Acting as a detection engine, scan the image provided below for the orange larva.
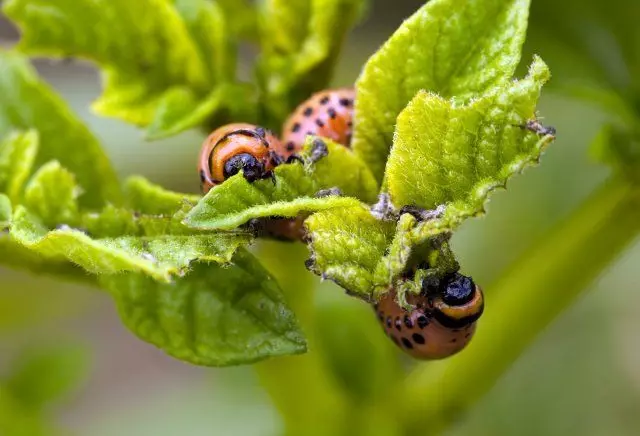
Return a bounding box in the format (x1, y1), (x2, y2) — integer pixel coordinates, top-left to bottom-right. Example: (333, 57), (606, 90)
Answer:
(198, 123), (286, 194)
(375, 272), (484, 359)
(282, 88), (355, 153)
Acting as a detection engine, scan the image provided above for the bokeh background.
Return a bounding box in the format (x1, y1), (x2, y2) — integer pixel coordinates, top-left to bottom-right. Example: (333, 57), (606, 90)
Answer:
(1, 0), (639, 434)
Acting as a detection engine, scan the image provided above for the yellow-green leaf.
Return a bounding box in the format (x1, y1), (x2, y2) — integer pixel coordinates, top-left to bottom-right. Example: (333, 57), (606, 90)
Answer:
(9, 206), (249, 282)
(0, 52), (121, 207)
(353, 0), (532, 180)
(387, 57), (552, 212)
(0, 130), (38, 203)
(23, 161), (80, 229)
(4, 0), (209, 126)
(305, 205), (395, 298)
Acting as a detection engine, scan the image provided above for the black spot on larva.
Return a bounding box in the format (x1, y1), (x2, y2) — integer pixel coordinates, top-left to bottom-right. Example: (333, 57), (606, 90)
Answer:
(291, 123), (301, 133)
(464, 333), (471, 338)
(327, 107), (337, 119)
(255, 126), (266, 138)
(319, 95), (330, 105)
(395, 317), (402, 331)
(339, 98), (352, 107)
(315, 118), (325, 128)
(306, 131), (314, 136)
(377, 312), (384, 321)
(417, 315), (430, 329)
(286, 142), (295, 151)
(391, 336), (400, 346)
(347, 121), (353, 127)
(450, 338), (457, 343)
(404, 315), (414, 329)
(412, 333), (425, 344)
(386, 316), (392, 328)
(452, 329), (461, 333)
(303, 107), (313, 117)
(401, 338), (414, 349)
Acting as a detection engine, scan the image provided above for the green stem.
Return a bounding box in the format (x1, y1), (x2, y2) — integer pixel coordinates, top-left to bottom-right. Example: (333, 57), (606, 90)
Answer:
(398, 176), (640, 435)
(254, 241), (349, 436)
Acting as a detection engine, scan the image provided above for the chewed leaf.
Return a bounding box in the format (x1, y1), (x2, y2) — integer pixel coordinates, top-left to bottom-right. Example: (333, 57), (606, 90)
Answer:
(0, 130), (38, 203)
(24, 161), (80, 229)
(387, 57), (552, 211)
(4, 0), (208, 126)
(184, 138), (378, 230)
(10, 206), (249, 281)
(100, 251), (307, 366)
(305, 205), (396, 299)
(124, 176), (200, 216)
(0, 53), (120, 207)
(353, 0), (531, 180)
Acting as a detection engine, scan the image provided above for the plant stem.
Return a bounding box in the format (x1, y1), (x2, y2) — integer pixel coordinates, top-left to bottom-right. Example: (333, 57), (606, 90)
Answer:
(398, 176), (640, 435)
(254, 241), (349, 436)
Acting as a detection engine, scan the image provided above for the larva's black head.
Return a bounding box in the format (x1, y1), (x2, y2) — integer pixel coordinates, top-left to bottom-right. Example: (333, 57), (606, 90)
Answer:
(223, 153), (265, 182)
(440, 273), (475, 306)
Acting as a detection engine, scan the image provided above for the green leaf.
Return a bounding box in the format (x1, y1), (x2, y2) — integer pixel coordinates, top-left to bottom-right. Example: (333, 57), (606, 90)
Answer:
(124, 176), (200, 216)
(100, 252), (307, 366)
(305, 205), (395, 298)
(0, 130), (39, 203)
(0, 194), (11, 228)
(184, 138), (378, 230)
(387, 57), (552, 212)
(591, 124), (640, 184)
(3, 0), (209, 126)
(23, 162), (80, 229)
(172, 0), (234, 83)
(353, 0), (531, 180)
(6, 345), (89, 410)
(258, 0), (364, 124)
(10, 206), (249, 281)
(0, 52), (121, 208)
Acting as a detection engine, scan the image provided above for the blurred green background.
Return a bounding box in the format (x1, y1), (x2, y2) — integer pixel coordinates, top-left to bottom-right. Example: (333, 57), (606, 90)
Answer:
(1, 0), (639, 435)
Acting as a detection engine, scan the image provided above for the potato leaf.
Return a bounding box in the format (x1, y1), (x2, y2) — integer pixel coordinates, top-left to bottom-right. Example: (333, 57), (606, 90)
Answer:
(4, 0), (209, 126)
(100, 251), (307, 366)
(0, 130), (38, 203)
(0, 52), (121, 207)
(23, 161), (80, 229)
(353, 0), (531, 180)
(9, 206), (249, 282)
(386, 57), (552, 212)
